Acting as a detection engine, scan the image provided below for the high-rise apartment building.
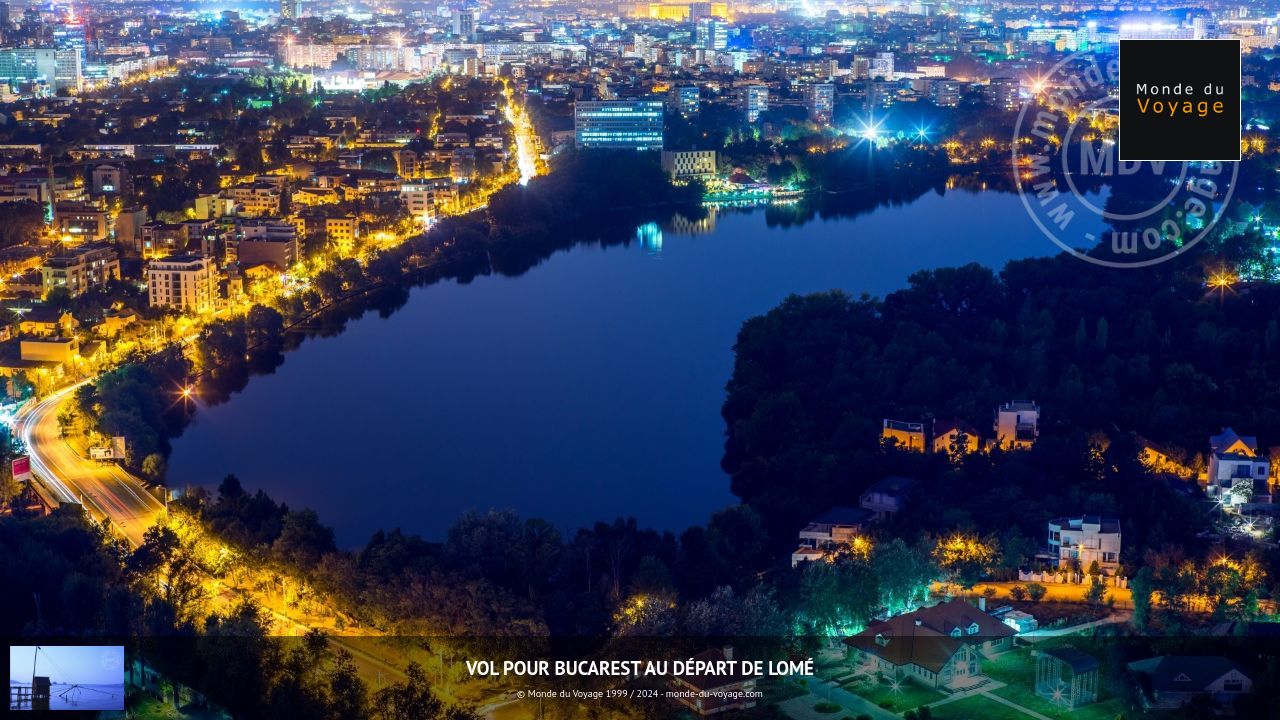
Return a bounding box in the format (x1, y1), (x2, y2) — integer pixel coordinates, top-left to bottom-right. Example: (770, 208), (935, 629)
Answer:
(742, 85), (768, 122)
(147, 255), (217, 313)
(805, 83), (835, 123)
(452, 9), (476, 41)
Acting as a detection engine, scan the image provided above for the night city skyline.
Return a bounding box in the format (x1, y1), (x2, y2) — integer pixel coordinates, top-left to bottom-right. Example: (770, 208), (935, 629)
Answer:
(2, 0), (1280, 719)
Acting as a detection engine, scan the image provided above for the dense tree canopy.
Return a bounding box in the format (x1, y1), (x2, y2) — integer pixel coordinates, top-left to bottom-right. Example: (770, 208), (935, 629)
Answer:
(721, 254), (1276, 556)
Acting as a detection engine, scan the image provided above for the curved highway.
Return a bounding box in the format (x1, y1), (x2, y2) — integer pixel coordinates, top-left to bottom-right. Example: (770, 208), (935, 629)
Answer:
(16, 381), (165, 548)
(14, 383), (410, 683)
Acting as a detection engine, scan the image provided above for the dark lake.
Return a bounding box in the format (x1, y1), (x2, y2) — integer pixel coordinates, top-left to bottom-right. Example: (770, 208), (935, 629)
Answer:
(168, 188), (1108, 546)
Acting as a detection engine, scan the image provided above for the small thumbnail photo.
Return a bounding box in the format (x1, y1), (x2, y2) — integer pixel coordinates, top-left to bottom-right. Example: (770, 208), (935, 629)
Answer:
(9, 645), (125, 712)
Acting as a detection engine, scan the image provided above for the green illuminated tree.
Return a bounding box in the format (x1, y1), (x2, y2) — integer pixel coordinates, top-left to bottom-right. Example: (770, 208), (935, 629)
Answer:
(1084, 576), (1108, 607)
(797, 556), (878, 636)
(871, 538), (935, 615)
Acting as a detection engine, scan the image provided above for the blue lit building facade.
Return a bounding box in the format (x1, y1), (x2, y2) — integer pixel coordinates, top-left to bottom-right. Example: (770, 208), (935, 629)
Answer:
(574, 100), (664, 151)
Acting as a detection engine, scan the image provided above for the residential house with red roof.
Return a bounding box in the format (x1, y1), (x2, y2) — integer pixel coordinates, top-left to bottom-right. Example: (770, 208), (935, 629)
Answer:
(844, 599), (1014, 691)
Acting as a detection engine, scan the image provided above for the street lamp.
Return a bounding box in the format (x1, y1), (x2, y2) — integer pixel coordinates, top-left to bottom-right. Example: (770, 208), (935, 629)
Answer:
(178, 384), (196, 416)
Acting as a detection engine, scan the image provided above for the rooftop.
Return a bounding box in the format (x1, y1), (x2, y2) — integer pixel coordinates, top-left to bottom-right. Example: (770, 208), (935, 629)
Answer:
(845, 599), (1015, 673)
(1129, 655), (1248, 692)
(809, 505), (873, 526)
(1050, 516), (1121, 535)
(864, 475), (919, 496)
(1042, 647), (1100, 674)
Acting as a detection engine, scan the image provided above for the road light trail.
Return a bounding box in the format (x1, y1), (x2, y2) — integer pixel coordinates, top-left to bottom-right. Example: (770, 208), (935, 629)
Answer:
(15, 382), (408, 682)
(504, 84), (542, 186)
(15, 381), (164, 547)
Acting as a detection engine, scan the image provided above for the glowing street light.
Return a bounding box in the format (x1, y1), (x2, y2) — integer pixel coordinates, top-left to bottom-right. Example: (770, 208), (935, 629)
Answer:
(1207, 271), (1237, 290)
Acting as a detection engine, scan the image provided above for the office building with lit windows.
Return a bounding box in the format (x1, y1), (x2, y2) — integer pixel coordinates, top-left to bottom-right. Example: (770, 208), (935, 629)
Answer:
(696, 18), (728, 51)
(574, 100), (664, 151)
(452, 9), (476, 41)
(0, 48), (56, 94)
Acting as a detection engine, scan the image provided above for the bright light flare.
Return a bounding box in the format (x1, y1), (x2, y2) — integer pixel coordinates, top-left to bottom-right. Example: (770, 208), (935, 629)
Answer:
(852, 115), (884, 143)
(1207, 271), (1237, 289)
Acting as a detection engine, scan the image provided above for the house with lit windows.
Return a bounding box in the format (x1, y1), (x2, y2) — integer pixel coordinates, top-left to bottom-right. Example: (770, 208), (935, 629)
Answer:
(791, 506), (872, 567)
(881, 418), (926, 452)
(845, 599), (1015, 691)
(932, 418), (981, 455)
(1206, 428), (1270, 508)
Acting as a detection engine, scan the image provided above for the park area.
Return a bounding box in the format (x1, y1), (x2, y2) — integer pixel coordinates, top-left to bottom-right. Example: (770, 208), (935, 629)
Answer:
(840, 675), (945, 714)
(808, 632), (1138, 720)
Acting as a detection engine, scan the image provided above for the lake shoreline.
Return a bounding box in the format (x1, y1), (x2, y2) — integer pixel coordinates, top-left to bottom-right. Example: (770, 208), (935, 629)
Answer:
(167, 186), (1107, 546)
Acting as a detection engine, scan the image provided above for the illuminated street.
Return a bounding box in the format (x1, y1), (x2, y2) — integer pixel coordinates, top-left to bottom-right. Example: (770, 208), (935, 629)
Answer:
(1, 3), (1278, 719)
(15, 382), (163, 548)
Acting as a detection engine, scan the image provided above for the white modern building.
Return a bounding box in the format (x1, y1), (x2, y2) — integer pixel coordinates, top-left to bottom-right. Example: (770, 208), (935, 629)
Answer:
(695, 17), (728, 51)
(994, 401), (1039, 449)
(871, 51), (894, 80)
(1047, 516), (1121, 576)
(1207, 428), (1271, 508)
(791, 506), (872, 567)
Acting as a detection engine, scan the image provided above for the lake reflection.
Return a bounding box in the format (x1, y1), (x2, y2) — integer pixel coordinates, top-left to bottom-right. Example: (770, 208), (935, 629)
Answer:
(169, 188), (1107, 546)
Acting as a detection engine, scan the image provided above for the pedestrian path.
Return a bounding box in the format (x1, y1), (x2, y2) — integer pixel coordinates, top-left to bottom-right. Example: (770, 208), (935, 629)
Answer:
(982, 691), (1054, 720)
(925, 686), (1052, 720)
(777, 684), (900, 720)
(1022, 611), (1131, 640)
